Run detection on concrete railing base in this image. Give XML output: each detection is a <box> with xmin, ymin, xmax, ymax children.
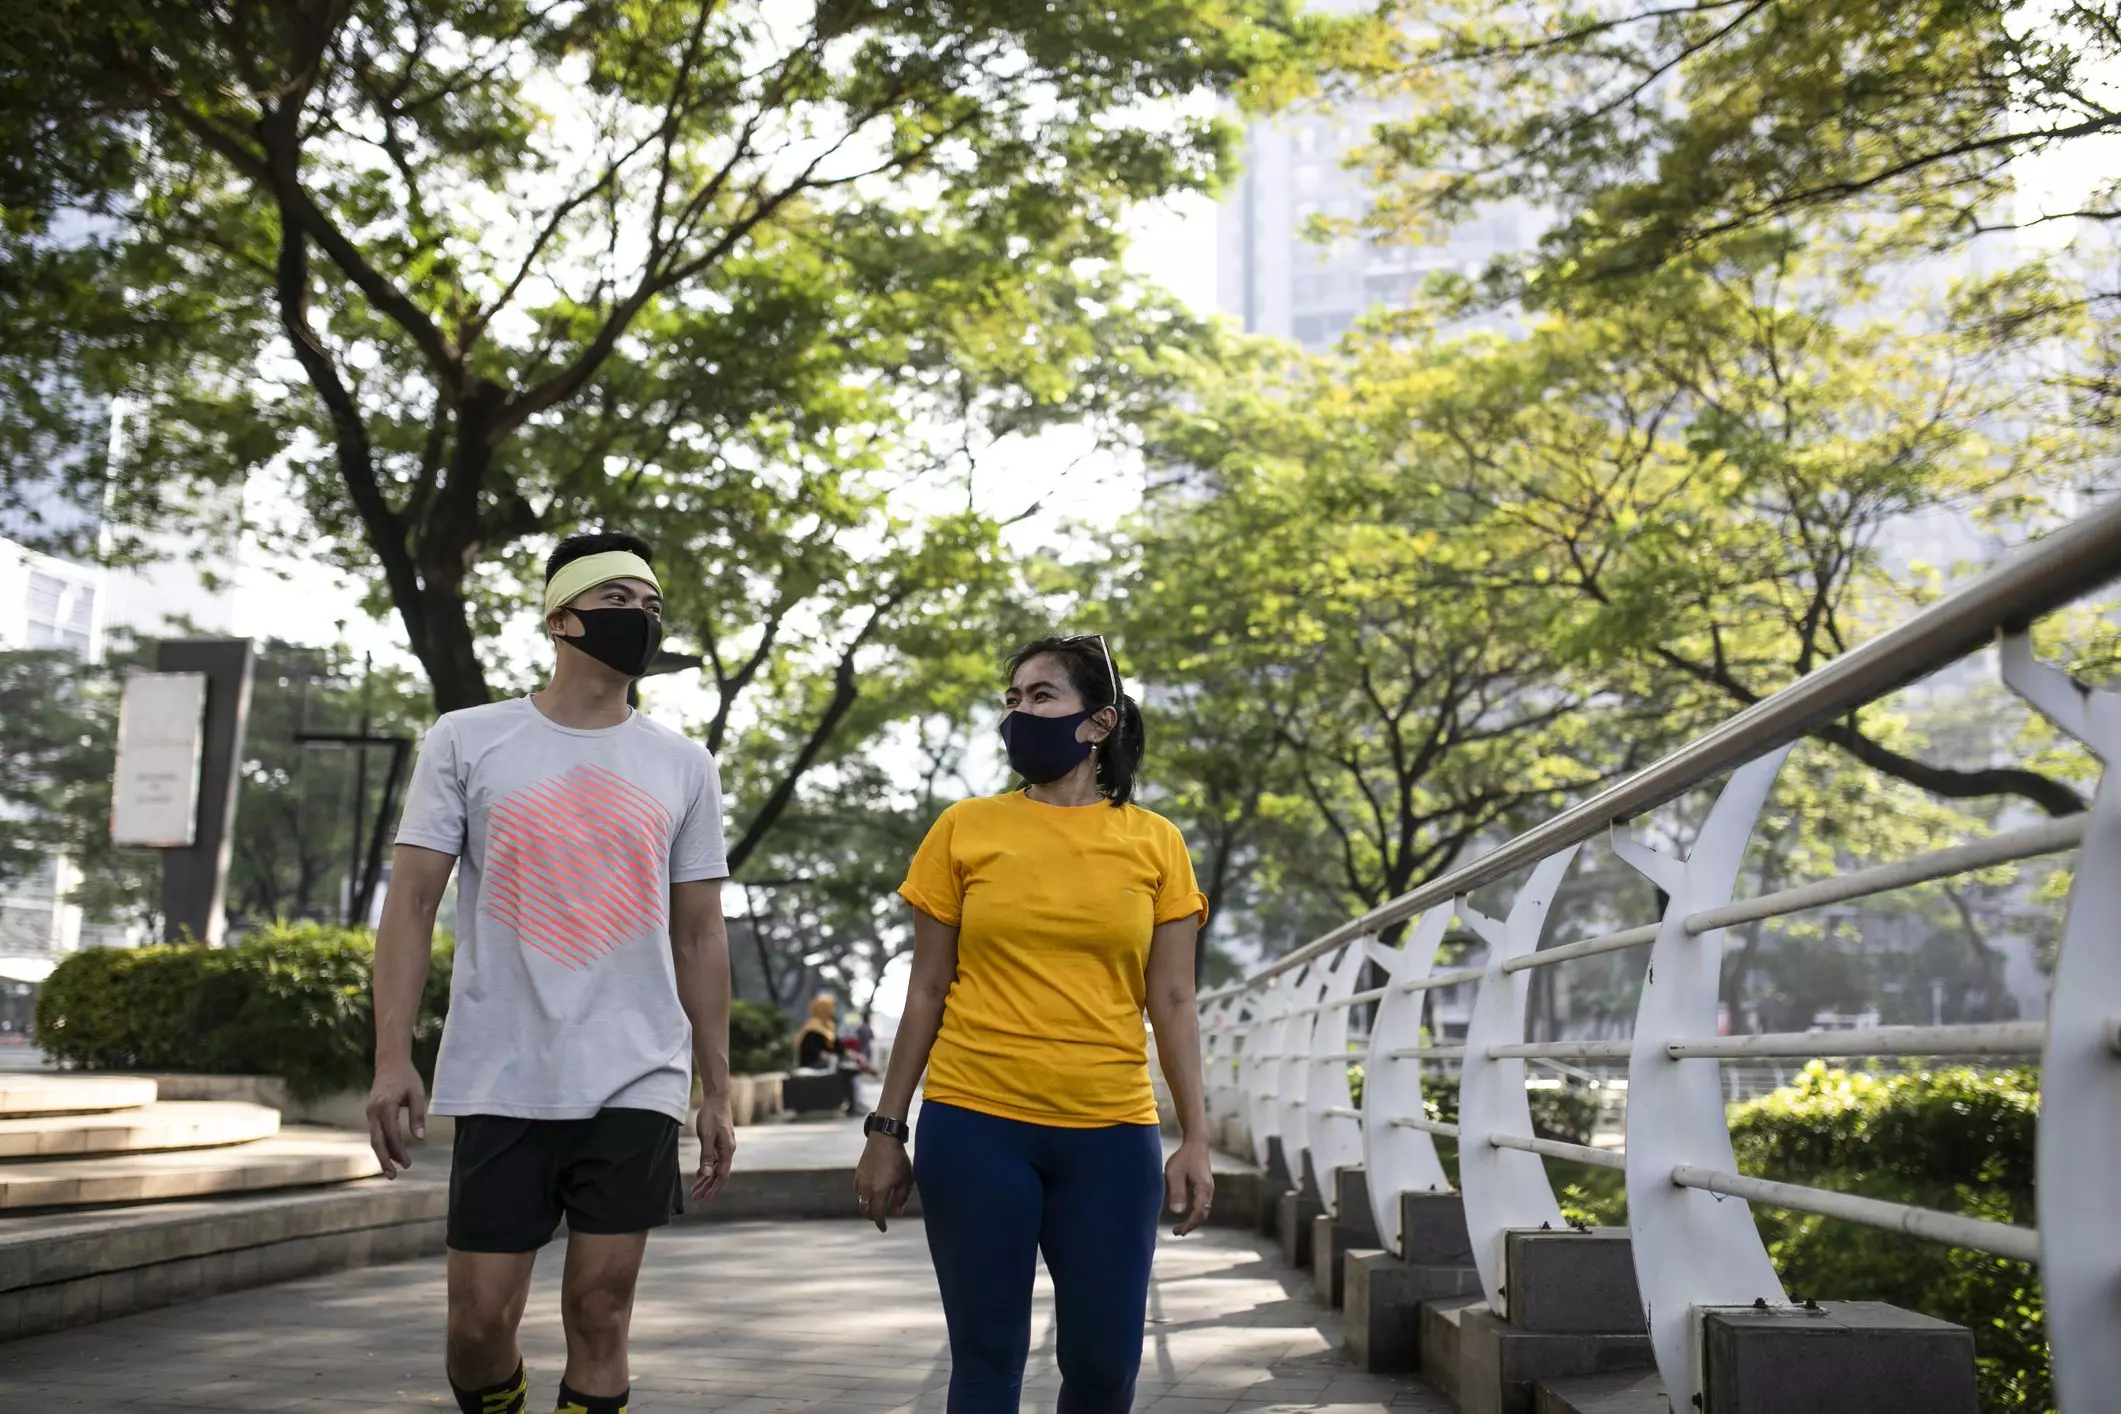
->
<box><xmin>1701</xmin><ymin>1302</ymin><xmax>1978</xmax><ymax>1414</ymax></box>
<box><xmin>1312</xmin><ymin>1167</ymin><xmax>1382</xmax><ymax>1306</ymax></box>
<box><xmin>1346</xmin><ymin>1249</ymin><xmax>1482</xmax><ymax>1373</ymax></box>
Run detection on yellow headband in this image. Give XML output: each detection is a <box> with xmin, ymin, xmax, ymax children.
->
<box><xmin>543</xmin><ymin>551</ymin><xmax>661</xmax><ymax>619</ymax></box>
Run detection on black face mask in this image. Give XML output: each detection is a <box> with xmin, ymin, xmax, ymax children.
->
<box><xmin>1001</xmin><ymin>709</ymin><xmax>1094</xmax><ymax>785</ymax></box>
<box><xmin>562</xmin><ymin>608</ymin><xmax>663</xmax><ymax>678</ymax></box>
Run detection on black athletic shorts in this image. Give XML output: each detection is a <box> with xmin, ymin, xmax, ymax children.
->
<box><xmin>446</xmin><ymin>1108</ymin><xmax>684</xmax><ymax>1253</ymax></box>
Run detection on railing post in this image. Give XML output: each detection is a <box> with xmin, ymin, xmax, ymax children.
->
<box><xmin>1361</xmin><ymin>909</ymin><xmax>1457</xmax><ymax>1252</ymax></box>
<box><xmin>1307</xmin><ymin>942</ymin><xmax>1368</xmax><ymax>1209</ymax></box>
<box><xmin>1455</xmin><ymin>846</ymin><xmax>1579</xmax><ymax>1314</ymax></box>
<box><xmin>2002</xmin><ymin>631</ymin><xmax>2121</xmax><ymax>1411</ymax></box>
<box><xmin>1616</xmin><ymin>747</ymin><xmax>1791</xmax><ymax>1410</ymax></box>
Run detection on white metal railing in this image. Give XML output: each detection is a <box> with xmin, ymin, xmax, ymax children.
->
<box><xmin>1194</xmin><ymin>498</ymin><xmax>2121</xmax><ymax>1413</ymax></box>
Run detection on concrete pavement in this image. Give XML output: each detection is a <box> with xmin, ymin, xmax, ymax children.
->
<box><xmin>0</xmin><ymin>1219</ymin><xmax>1449</xmax><ymax>1414</ymax></box>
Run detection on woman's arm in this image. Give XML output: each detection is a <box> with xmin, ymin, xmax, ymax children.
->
<box><xmin>1146</xmin><ymin>915</ymin><xmax>1215</xmax><ymax>1235</ymax></box>
<box><xmin>854</xmin><ymin>906</ymin><xmax>959</xmax><ymax>1231</ymax></box>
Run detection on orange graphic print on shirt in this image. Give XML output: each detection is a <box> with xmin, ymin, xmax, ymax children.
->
<box><xmin>481</xmin><ymin>764</ymin><xmax>673</xmax><ymax>969</ymax></box>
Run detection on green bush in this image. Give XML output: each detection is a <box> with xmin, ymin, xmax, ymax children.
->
<box><xmin>729</xmin><ymin>999</ymin><xmax>791</xmax><ymax>1076</ymax></box>
<box><xmin>36</xmin><ymin>922</ymin><xmax>451</xmax><ymax>1101</ymax></box>
<box><xmin>1417</xmin><ymin>1071</ymin><xmax>1602</xmax><ymax>1146</ymax></box>
<box><xmin>1728</xmin><ymin>1063</ymin><xmax>2044</xmax><ymax>1414</ymax></box>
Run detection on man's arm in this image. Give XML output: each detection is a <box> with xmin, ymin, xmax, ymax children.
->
<box><xmin>367</xmin><ymin>843</ymin><xmax>457</xmax><ymax>1178</ymax></box>
<box><xmin>671</xmin><ymin>878</ymin><xmax>735</xmax><ymax>1202</ymax></box>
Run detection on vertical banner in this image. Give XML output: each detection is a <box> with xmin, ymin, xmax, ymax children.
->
<box><xmin>110</xmin><ymin>673</ymin><xmax>210</xmax><ymax>848</ymax></box>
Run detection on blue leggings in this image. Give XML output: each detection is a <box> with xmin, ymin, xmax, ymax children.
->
<box><xmin>914</xmin><ymin>1101</ymin><xmax>1163</xmax><ymax>1414</ymax></box>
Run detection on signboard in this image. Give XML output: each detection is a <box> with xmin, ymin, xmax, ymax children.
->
<box><xmin>110</xmin><ymin>672</ymin><xmax>209</xmax><ymax>848</ymax></box>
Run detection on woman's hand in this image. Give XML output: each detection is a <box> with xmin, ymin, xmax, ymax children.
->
<box><xmin>854</xmin><ymin>1131</ymin><xmax>914</xmax><ymax>1233</ymax></box>
<box><xmin>1164</xmin><ymin>1138</ymin><xmax>1215</xmax><ymax>1236</ymax></box>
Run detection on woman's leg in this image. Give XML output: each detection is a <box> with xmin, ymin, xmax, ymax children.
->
<box><xmin>1036</xmin><ymin>1123</ymin><xmax>1165</xmax><ymax>1414</ymax></box>
<box><xmin>914</xmin><ymin>1102</ymin><xmax>1044</xmax><ymax>1414</ymax></box>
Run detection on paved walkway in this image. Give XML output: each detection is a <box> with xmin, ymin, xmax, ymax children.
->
<box><xmin>0</xmin><ymin>1220</ymin><xmax>1447</xmax><ymax>1414</ymax></box>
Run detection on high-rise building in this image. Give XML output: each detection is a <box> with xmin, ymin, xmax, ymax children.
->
<box><xmin>1218</xmin><ymin>100</ymin><xmax>1546</xmax><ymax>350</ymax></box>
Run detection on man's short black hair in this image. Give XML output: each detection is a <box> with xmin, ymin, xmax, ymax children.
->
<box><xmin>546</xmin><ymin>532</ymin><xmax>655</xmax><ymax>584</ymax></box>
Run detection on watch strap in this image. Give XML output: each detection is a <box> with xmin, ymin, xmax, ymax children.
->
<box><xmin>864</xmin><ymin>1113</ymin><xmax>911</xmax><ymax>1143</ymax></box>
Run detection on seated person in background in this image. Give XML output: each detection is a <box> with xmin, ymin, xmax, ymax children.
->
<box><xmin>794</xmin><ymin>995</ymin><xmax>861</xmax><ymax>1116</ymax></box>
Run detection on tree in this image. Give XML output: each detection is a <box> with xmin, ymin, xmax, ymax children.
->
<box><xmin>1356</xmin><ymin>0</ymin><xmax>2121</xmax><ymax>289</ymax></box>
<box><xmin>1106</xmin><ymin>235</ymin><xmax>2105</xmax><ymax>959</ymax></box>
<box><xmin>729</xmin><ymin>721</ymin><xmax>977</xmax><ymax>1010</ymax></box>
<box><xmin>1106</xmin><ymin>337</ymin><xmax>1642</xmax><ymax>944</ymax></box>
<box><xmin>226</xmin><ymin>643</ymin><xmax>429</xmax><ymax>926</ymax></box>
<box><xmin>1362</xmin><ymin>242</ymin><xmax>2102</xmax><ymax>817</ymax></box>
<box><xmin>1</xmin><ymin>0</ymin><xmax>1363</xmax><ymax>712</ymax></box>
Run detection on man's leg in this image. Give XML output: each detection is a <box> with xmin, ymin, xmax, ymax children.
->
<box><xmin>557</xmin><ymin>1232</ymin><xmax>649</xmax><ymax>1408</ymax></box>
<box><xmin>447</xmin><ymin>1116</ymin><xmax>565</xmax><ymax>1414</ymax></box>
<box><xmin>551</xmin><ymin>1110</ymin><xmax>683</xmax><ymax>1413</ymax></box>
<box><xmin>448</xmin><ymin>1251</ymin><xmax>538</xmax><ymax>1411</ymax></box>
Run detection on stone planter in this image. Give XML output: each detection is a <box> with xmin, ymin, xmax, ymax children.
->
<box><xmin>752</xmin><ymin>1073</ymin><xmax>786</xmax><ymax>1118</ymax></box>
<box><xmin>728</xmin><ymin>1074</ymin><xmax>759</xmax><ymax>1127</ymax></box>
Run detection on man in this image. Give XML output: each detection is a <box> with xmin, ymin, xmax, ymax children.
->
<box><xmin>367</xmin><ymin>531</ymin><xmax>738</xmax><ymax>1414</ymax></box>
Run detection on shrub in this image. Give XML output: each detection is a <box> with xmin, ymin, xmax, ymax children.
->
<box><xmin>1728</xmin><ymin>1063</ymin><xmax>2044</xmax><ymax>1414</ymax></box>
<box><xmin>1417</xmin><ymin>1071</ymin><xmax>1602</xmax><ymax>1146</ymax></box>
<box><xmin>36</xmin><ymin>922</ymin><xmax>451</xmax><ymax>1101</ymax></box>
<box><xmin>729</xmin><ymin>999</ymin><xmax>790</xmax><ymax>1076</ymax></box>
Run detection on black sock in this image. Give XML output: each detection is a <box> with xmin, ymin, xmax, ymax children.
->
<box><xmin>554</xmin><ymin>1381</ymin><xmax>627</xmax><ymax>1414</ymax></box>
<box><xmin>451</xmin><ymin>1363</ymin><xmax>528</xmax><ymax>1414</ymax></box>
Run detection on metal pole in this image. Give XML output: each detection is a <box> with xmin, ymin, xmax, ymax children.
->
<box><xmin>347</xmin><ymin>652</ymin><xmax>370</xmax><ymax>928</ymax></box>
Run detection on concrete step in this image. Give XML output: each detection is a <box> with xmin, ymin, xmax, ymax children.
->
<box><xmin>0</xmin><ymin>1101</ymin><xmax>280</xmax><ymax>1160</ymax></box>
<box><xmin>0</xmin><ymin>1075</ymin><xmax>158</xmax><ymax>1119</ymax></box>
<box><xmin>0</xmin><ymin>1163</ymin><xmax>448</xmax><ymax>1341</ymax></box>
<box><xmin>0</xmin><ymin>1127</ymin><xmax>380</xmax><ymax>1211</ymax></box>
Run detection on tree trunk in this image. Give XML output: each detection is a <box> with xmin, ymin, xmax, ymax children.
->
<box><xmin>409</xmin><ymin>392</ymin><xmax>505</xmax><ymax>713</ymax></box>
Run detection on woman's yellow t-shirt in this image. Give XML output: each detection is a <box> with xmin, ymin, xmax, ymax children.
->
<box><xmin>897</xmin><ymin>791</ymin><xmax>1208</xmax><ymax>1128</ymax></box>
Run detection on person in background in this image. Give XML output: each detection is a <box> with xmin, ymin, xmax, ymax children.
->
<box><xmin>366</xmin><ymin>531</ymin><xmax>738</xmax><ymax>1414</ymax></box>
<box><xmin>855</xmin><ymin>1008</ymin><xmax>877</xmax><ymax>1068</ymax></box>
<box><xmin>795</xmin><ymin>993</ymin><xmax>860</xmax><ymax>1115</ymax></box>
<box><xmin>853</xmin><ymin>633</ymin><xmax>1215</xmax><ymax>1414</ymax></box>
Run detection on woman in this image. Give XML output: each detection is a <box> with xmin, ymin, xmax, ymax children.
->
<box><xmin>796</xmin><ymin>994</ymin><xmax>860</xmax><ymax>1116</ymax></box>
<box><xmin>853</xmin><ymin>634</ymin><xmax>1215</xmax><ymax>1414</ymax></box>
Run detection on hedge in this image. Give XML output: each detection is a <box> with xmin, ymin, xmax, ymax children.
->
<box><xmin>35</xmin><ymin>922</ymin><xmax>450</xmax><ymax>1101</ymax></box>
<box><xmin>1727</xmin><ymin>1064</ymin><xmax>2044</xmax><ymax>1414</ymax></box>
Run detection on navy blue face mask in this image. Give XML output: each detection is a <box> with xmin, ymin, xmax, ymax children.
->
<box><xmin>1000</xmin><ymin>709</ymin><xmax>1094</xmax><ymax>785</ymax></box>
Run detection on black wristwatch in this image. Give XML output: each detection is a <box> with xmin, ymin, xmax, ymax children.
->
<box><xmin>864</xmin><ymin>1113</ymin><xmax>911</xmax><ymax>1143</ymax></box>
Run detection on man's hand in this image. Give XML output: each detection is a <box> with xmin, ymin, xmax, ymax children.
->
<box><xmin>853</xmin><ymin>1132</ymin><xmax>914</xmax><ymax>1233</ymax></box>
<box><xmin>1165</xmin><ymin>1139</ymin><xmax>1215</xmax><ymax>1237</ymax></box>
<box><xmin>366</xmin><ymin>1059</ymin><xmax>429</xmax><ymax>1179</ymax></box>
<box><xmin>690</xmin><ymin>1093</ymin><xmax>736</xmax><ymax>1204</ymax></box>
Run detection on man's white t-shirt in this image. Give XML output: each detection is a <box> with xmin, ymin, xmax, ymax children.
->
<box><xmin>395</xmin><ymin>697</ymin><xmax>728</xmax><ymax>1123</ymax></box>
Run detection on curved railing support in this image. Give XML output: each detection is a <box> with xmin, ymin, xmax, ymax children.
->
<box><xmin>1307</xmin><ymin>941</ymin><xmax>1369</xmax><ymax>1211</ymax></box>
<box><xmin>1362</xmin><ymin>909</ymin><xmax>1457</xmax><ymax>1250</ymax></box>
<box><xmin>1620</xmin><ymin>747</ymin><xmax>1792</xmax><ymax>1410</ymax></box>
<box><xmin>1457</xmin><ymin>847</ymin><xmax>1581</xmax><ymax>1315</ymax></box>
<box><xmin>2003</xmin><ymin>632</ymin><xmax>2121</xmax><ymax>1409</ymax></box>
<box><xmin>1276</xmin><ymin>961</ymin><xmax>1329</xmax><ymax>1192</ymax></box>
